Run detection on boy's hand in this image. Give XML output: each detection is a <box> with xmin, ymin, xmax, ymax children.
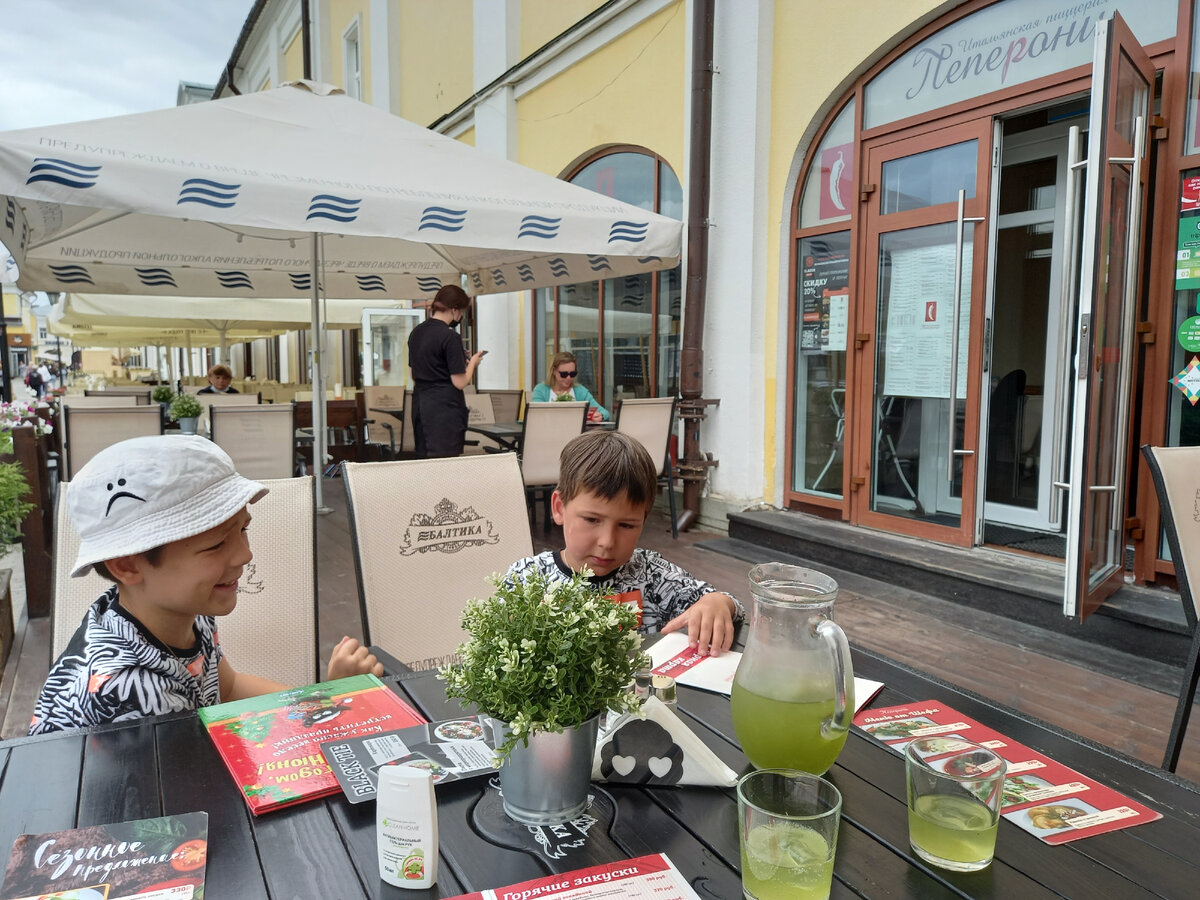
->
<box><xmin>328</xmin><ymin>636</ymin><xmax>384</xmax><ymax>680</ymax></box>
<box><xmin>660</xmin><ymin>592</ymin><xmax>737</xmax><ymax>657</ymax></box>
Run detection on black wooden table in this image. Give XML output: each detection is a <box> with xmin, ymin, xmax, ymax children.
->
<box><xmin>2</xmin><ymin>648</ymin><xmax>1198</xmax><ymax>898</ymax></box>
<box><xmin>465</xmin><ymin>420</ymin><xmax>525</xmax><ymax>453</ymax></box>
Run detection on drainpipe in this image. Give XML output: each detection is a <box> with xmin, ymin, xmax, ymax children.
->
<box><xmin>301</xmin><ymin>0</ymin><xmax>313</xmax><ymax>80</ymax></box>
<box><xmin>676</xmin><ymin>0</ymin><xmax>720</xmax><ymax>532</ymax></box>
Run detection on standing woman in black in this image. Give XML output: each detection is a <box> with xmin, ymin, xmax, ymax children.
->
<box><xmin>407</xmin><ymin>285</ymin><xmax>485</xmax><ymax>458</ymax></box>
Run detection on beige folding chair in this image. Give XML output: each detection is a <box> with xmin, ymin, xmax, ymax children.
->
<box><xmin>52</xmin><ymin>477</ymin><xmax>319</xmax><ymax>686</ymax></box>
<box><xmin>479</xmin><ymin>389</ymin><xmax>524</xmax><ymax>423</ymax></box>
<box><xmin>85</xmin><ymin>387</ymin><xmax>151</xmax><ymax>404</ymax></box>
<box><xmin>519</xmin><ymin>401</ymin><xmax>588</xmax><ymax>527</ymax></box>
<box><xmin>615</xmin><ymin>396</ymin><xmax>679</xmax><ymax>538</ymax></box>
<box><xmin>342</xmin><ymin>454</ymin><xmax>533</xmax><ymax>670</ymax></box>
<box><xmin>198</xmin><ymin>392</ymin><xmax>261</xmax><ymax>435</ymax></box>
<box><xmin>361</xmin><ymin>385</ymin><xmax>406</xmax><ymax>459</ymax></box>
<box><xmin>463</xmin><ymin>392</ymin><xmax>496</xmax><ymax>454</ymax></box>
<box><xmin>1141</xmin><ymin>445</ymin><xmax>1200</xmax><ymax>772</ymax></box>
<box><xmin>210</xmin><ymin>403</ymin><xmax>298</xmax><ymax>480</ymax></box>
<box><xmin>63</xmin><ymin>406</ymin><xmax>164</xmax><ymax>481</ymax></box>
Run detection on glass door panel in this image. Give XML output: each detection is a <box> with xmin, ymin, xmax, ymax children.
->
<box><xmin>360</xmin><ymin>309</ymin><xmax>424</xmax><ymax>387</ymax></box>
<box><xmin>1063</xmin><ymin>13</ymin><xmax>1154</xmax><ymax>619</ymax></box>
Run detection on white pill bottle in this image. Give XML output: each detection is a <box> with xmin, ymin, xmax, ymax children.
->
<box><xmin>376</xmin><ymin>765</ymin><xmax>439</xmax><ymax>889</ymax></box>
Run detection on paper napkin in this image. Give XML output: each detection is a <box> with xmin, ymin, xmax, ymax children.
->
<box><xmin>592</xmin><ymin>696</ymin><xmax>738</xmax><ymax>787</ymax></box>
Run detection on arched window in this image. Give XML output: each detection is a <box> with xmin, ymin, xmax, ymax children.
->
<box><xmin>534</xmin><ymin>149</ymin><xmax>683</xmax><ymax>405</ymax></box>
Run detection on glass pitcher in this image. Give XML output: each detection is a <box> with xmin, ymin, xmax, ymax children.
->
<box><xmin>730</xmin><ymin>563</ymin><xmax>854</xmax><ymax>775</ymax></box>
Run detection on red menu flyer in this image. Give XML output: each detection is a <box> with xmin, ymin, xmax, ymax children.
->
<box><xmin>853</xmin><ymin>701</ymin><xmax>1162</xmax><ymax>845</ymax></box>
<box><xmin>446</xmin><ymin>853</ymin><xmax>700</xmax><ymax>899</ymax></box>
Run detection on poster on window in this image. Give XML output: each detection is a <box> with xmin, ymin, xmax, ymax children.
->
<box><xmin>881</xmin><ymin>242</ymin><xmax>970</xmax><ymax>398</ymax></box>
<box><xmin>1176</xmin><ymin>176</ymin><xmax>1200</xmax><ymax>291</ymax></box>
<box><xmin>799</xmin><ymin>233</ymin><xmax>850</xmax><ymax>355</ymax></box>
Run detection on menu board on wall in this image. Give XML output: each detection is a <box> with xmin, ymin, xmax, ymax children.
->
<box><xmin>799</xmin><ymin>233</ymin><xmax>850</xmax><ymax>355</ymax></box>
<box><xmin>881</xmin><ymin>242</ymin><xmax>970</xmax><ymax>399</ymax></box>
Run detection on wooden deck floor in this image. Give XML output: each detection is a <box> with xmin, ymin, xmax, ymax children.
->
<box><xmin>3</xmin><ymin>478</ymin><xmax>1199</xmax><ymax>784</ymax></box>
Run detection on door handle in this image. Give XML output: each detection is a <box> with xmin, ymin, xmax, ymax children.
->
<box><xmin>948</xmin><ymin>189</ymin><xmax>984</xmax><ymax>483</ymax></box>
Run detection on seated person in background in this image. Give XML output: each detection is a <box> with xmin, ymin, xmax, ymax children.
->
<box><xmin>29</xmin><ymin>435</ymin><xmax>382</xmax><ymax>735</ymax></box>
<box><xmin>505</xmin><ymin>430</ymin><xmax>742</xmax><ymax>655</ymax></box>
<box><xmin>531</xmin><ymin>351</ymin><xmax>610</xmax><ymax>422</ymax></box>
<box><xmin>197</xmin><ymin>363</ymin><xmax>239</xmax><ymax>394</ymax></box>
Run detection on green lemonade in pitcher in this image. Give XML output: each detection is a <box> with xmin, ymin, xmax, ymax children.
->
<box><xmin>730</xmin><ymin>682</ymin><xmax>852</xmax><ymax>775</ymax></box>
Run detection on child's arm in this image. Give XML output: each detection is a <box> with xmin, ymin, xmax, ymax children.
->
<box><xmin>327</xmin><ymin>636</ymin><xmax>384</xmax><ymax>680</ymax></box>
<box><xmin>660</xmin><ymin>591</ymin><xmax>739</xmax><ymax>657</ymax></box>
<box><xmin>217</xmin><ymin>657</ymin><xmax>288</xmax><ymax>702</ymax></box>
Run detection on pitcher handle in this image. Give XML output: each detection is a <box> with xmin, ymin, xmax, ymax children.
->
<box><xmin>816</xmin><ymin>619</ymin><xmax>854</xmax><ymax>738</ymax></box>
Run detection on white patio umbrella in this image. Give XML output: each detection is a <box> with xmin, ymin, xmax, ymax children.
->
<box><xmin>0</xmin><ymin>80</ymin><xmax>682</xmax><ymax>506</ymax></box>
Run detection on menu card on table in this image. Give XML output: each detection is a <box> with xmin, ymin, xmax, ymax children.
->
<box><xmin>647</xmin><ymin>632</ymin><xmax>885</xmax><ymax>712</ymax></box>
<box><xmin>1</xmin><ymin>812</ymin><xmax>207</xmax><ymax>900</ymax></box>
<box><xmin>446</xmin><ymin>853</ymin><xmax>700</xmax><ymax>900</ymax></box>
<box><xmin>854</xmin><ymin>701</ymin><xmax>1162</xmax><ymax>844</ymax></box>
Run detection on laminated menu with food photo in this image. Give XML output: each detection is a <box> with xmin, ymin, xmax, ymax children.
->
<box><xmin>853</xmin><ymin>701</ymin><xmax>1162</xmax><ymax>845</ymax></box>
<box><xmin>322</xmin><ymin>715</ymin><xmax>500</xmax><ymax>803</ymax></box>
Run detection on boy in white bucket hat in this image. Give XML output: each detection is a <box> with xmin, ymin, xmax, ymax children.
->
<box><xmin>29</xmin><ymin>435</ymin><xmax>382</xmax><ymax>735</ymax></box>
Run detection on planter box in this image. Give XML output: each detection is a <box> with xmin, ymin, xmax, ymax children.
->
<box><xmin>0</xmin><ymin>569</ymin><xmax>11</xmax><ymax>672</ymax></box>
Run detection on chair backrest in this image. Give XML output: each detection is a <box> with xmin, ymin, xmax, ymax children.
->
<box><xmin>401</xmin><ymin>389</ymin><xmax>416</xmax><ymax>453</ymax></box>
<box><xmin>342</xmin><ymin>454</ymin><xmax>533</xmax><ymax>670</ymax></box>
<box><xmin>519</xmin><ymin>401</ymin><xmax>588</xmax><ymax>487</ymax></box>
<box><xmin>1142</xmin><ymin>446</ymin><xmax>1200</xmax><ymax>626</ymax></box>
<box><xmin>480</xmin><ymin>389</ymin><xmax>524</xmax><ymax>423</ymax></box>
<box><xmin>463</xmin><ymin>393</ymin><xmax>496</xmax><ymax>454</ymax></box>
<box><xmin>183</xmin><ymin>383</ymin><xmax>203</xmax><ymax>395</ymax></box>
<box><xmin>615</xmin><ymin>397</ymin><xmax>677</xmax><ymax>477</ymax></box>
<box><xmin>198</xmin><ymin>392</ymin><xmax>261</xmax><ymax>434</ymax></box>
<box><xmin>63</xmin><ymin>406</ymin><xmax>164</xmax><ymax>480</ymax></box>
<box><xmin>210</xmin><ymin>404</ymin><xmax>297</xmax><ymax>480</ymax></box>
<box><xmin>62</xmin><ymin>395</ymin><xmax>140</xmax><ymax>408</ymax></box>
<box><xmin>51</xmin><ymin>478</ymin><xmax>319</xmax><ymax>686</ymax></box>
<box><xmin>361</xmin><ymin>385</ymin><xmax>406</xmax><ymax>448</ymax></box>
<box><xmin>85</xmin><ymin>387</ymin><xmax>151</xmax><ymax>404</ymax></box>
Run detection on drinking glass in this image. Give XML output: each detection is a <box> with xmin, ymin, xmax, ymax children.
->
<box><xmin>905</xmin><ymin>738</ymin><xmax>1006</xmax><ymax>872</ymax></box>
<box><xmin>737</xmin><ymin>769</ymin><xmax>841</xmax><ymax>900</ymax></box>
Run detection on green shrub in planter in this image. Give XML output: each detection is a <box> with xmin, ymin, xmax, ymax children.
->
<box><xmin>151</xmin><ymin>384</ymin><xmax>175</xmax><ymax>404</ymax></box>
<box><xmin>168</xmin><ymin>392</ymin><xmax>203</xmax><ymax>421</ymax></box>
<box><xmin>0</xmin><ymin>461</ymin><xmax>34</xmax><ymax>555</ymax></box>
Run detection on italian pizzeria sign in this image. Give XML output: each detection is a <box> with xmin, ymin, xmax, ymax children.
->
<box><xmin>863</xmin><ymin>0</ymin><xmax>1176</xmax><ymax>130</ymax></box>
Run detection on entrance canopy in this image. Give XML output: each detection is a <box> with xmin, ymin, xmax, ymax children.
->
<box><xmin>0</xmin><ymin>81</ymin><xmax>681</xmax><ymax>299</ymax></box>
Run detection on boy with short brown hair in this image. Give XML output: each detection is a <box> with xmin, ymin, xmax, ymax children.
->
<box><xmin>505</xmin><ymin>430</ymin><xmax>742</xmax><ymax>655</ymax></box>
<box><xmin>30</xmin><ymin>435</ymin><xmax>381</xmax><ymax>735</ymax></box>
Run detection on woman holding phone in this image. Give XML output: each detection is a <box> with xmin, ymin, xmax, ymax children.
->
<box><xmin>531</xmin><ymin>351</ymin><xmax>610</xmax><ymax>422</ymax></box>
<box><xmin>407</xmin><ymin>285</ymin><xmax>485</xmax><ymax>457</ymax></box>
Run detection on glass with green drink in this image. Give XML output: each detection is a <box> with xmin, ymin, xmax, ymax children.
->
<box><xmin>737</xmin><ymin>769</ymin><xmax>841</xmax><ymax>900</ymax></box>
<box><xmin>905</xmin><ymin>738</ymin><xmax>1006</xmax><ymax>872</ymax></box>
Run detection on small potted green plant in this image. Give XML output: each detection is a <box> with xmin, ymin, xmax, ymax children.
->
<box><xmin>167</xmin><ymin>392</ymin><xmax>203</xmax><ymax>435</ymax></box>
<box><xmin>441</xmin><ymin>569</ymin><xmax>648</xmax><ymax>825</ymax></box>
<box><xmin>0</xmin><ymin>461</ymin><xmax>34</xmax><ymax>556</ymax></box>
<box><xmin>151</xmin><ymin>384</ymin><xmax>175</xmax><ymax>409</ymax></box>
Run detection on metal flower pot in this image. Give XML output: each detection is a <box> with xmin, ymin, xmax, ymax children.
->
<box><xmin>496</xmin><ymin>714</ymin><xmax>599</xmax><ymax>825</ymax></box>
<box><xmin>177</xmin><ymin>416</ymin><xmax>199</xmax><ymax>435</ymax></box>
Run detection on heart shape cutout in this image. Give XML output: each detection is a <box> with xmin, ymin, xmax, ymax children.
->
<box><xmin>611</xmin><ymin>755</ymin><xmax>636</xmax><ymax>776</ymax></box>
<box><xmin>648</xmin><ymin>756</ymin><xmax>673</xmax><ymax>778</ymax></box>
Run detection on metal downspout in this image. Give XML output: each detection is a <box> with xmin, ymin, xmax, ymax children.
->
<box><xmin>677</xmin><ymin>0</ymin><xmax>720</xmax><ymax>532</ymax></box>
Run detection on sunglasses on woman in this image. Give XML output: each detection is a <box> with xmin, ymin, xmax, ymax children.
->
<box><xmin>557</xmin><ymin>369</ymin><xmax>578</xmax><ymax>378</ymax></box>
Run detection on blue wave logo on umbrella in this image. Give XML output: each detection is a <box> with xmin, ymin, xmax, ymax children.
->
<box><xmin>548</xmin><ymin>258</ymin><xmax>569</xmax><ymax>278</ymax></box>
<box><xmin>588</xmin><ymin>256</ymin><xmax>612</xmax><ymax>272</ymax></box>
<box><xmin>517</xmin><ymin>264</ymin><xmax>534</xmax><ymax>283</ymax></box>
<box><xmin>416</xmin><ymin>276</ymin><xmax>442</xmax><ymax>292</ymax></box>
<box><xmin>289</xmin><ymin>272</ymin><xmax>312</xmax><ymax>290</ymax></box>
<box><xmin>608</xmin><ymin>221</ymin><xmax>648</xmax><ymax>244</ymax></box>
<box><xmin>356</xmin><ymin>275</ymin><xmax>386</xmax><ymax>291</ymax></box>
<box><xmin>178</xmin><ymin>178</ymin><xmax>240</xmax><ymax>208</ymax></box>
<box><xmin>637</xmin><ymin>256</ymin><xmax>662</xmax><ymax>264</ymax></box>
<box><xmin>216</xmin><ymin>270</ymin><xmax>253</xmax><ymax>289</ymax></box>
<box><xmin>48</xmin><ymin>264</ymin><xmax>94</xmax><ymax>285</ymax></box>
<box><xmin>306</xmin><ymin>194</ymin><xmax>361</xmax><ymax>223</ymax></box>
<box><xmin>470</xmin><ymin>272</ymin><xmax>483</xmax><ymax>290</ymax></box>
<box><xmin>518</xmin><ymin>215</ymin><xmax>561</xmax><ymax>239</ymax></box>
<box><xmin>4</xmin><ymin>198</ymin><xmax>14</xmax><ymax>231</ymax></box>
<box><xmin>490</xmin><ymin>269</ymin><xmax>507</xmax><ymax>287</ymax></box>
<box><xmin>26</xmin><ymin>158</ymin><xmax>100</xmax><ymax>189</ymax></box>
<box><xmin>420</xmin><ymin>206</ymin><xmax>466</xmax><ymax>233</ymax></box>
<box><xmin>135</xmin><ymin>267</ymin><xmax>177</xmax><ymax>288</ymax></box>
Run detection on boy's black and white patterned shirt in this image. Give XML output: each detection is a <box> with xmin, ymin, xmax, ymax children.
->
<box><xmin>29</xmin><ymin>586</ymin><xmax>223</xmax><ymax>735</ymax></box>
<box><xmin>504</xmin><ymin>549</ymin><xmax>743</xmax><ymax>633</ymax></box>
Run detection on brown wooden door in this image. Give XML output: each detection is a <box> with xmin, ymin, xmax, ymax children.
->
<box><xmin>851</xmin><ymin>120</ymin><xmax>994</xmax><ymax>546</ymax></box>
<box><xmin>1064</xmin><ymin>13</ymin><xmax>1155</xmax><ymax>620</ymax></box>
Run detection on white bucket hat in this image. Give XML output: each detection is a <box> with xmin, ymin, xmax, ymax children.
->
<box><xmin>67</xmin><ymin>434</ymin><xmax>268</xmax><ymax>577</ymax></box>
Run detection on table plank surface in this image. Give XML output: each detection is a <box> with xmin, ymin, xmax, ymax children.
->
<box><xmin>1</xmin><ymin>649</ymin><xmax>1197</xmax><ymax>899</ymax></box>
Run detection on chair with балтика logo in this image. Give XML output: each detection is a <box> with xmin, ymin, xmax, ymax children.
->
<box><xmin>341</xmin><ymin>453</ymin><xmax>532</xmax><ymax>672</ymax></box>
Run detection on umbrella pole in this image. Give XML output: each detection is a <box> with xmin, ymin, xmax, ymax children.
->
<box><xmin>311</xmin><ymin>233</ymin><xmax>330</xmax><ymax>512</ymax></box>
<box><xmin>185</xmin><ymin>331</ymin><xmax>194</xmax><ymax>381</ymax></box>
<box><xmin>164</xmin><ymin>344</ymin><xmax>174</xmax><ymax>388</ymax></box>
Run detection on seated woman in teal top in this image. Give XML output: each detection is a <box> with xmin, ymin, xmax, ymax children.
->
<box><xmin>531</xmin><ymin>351</ymin><xmax>611</xmax><ymax>422</ymax></box>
